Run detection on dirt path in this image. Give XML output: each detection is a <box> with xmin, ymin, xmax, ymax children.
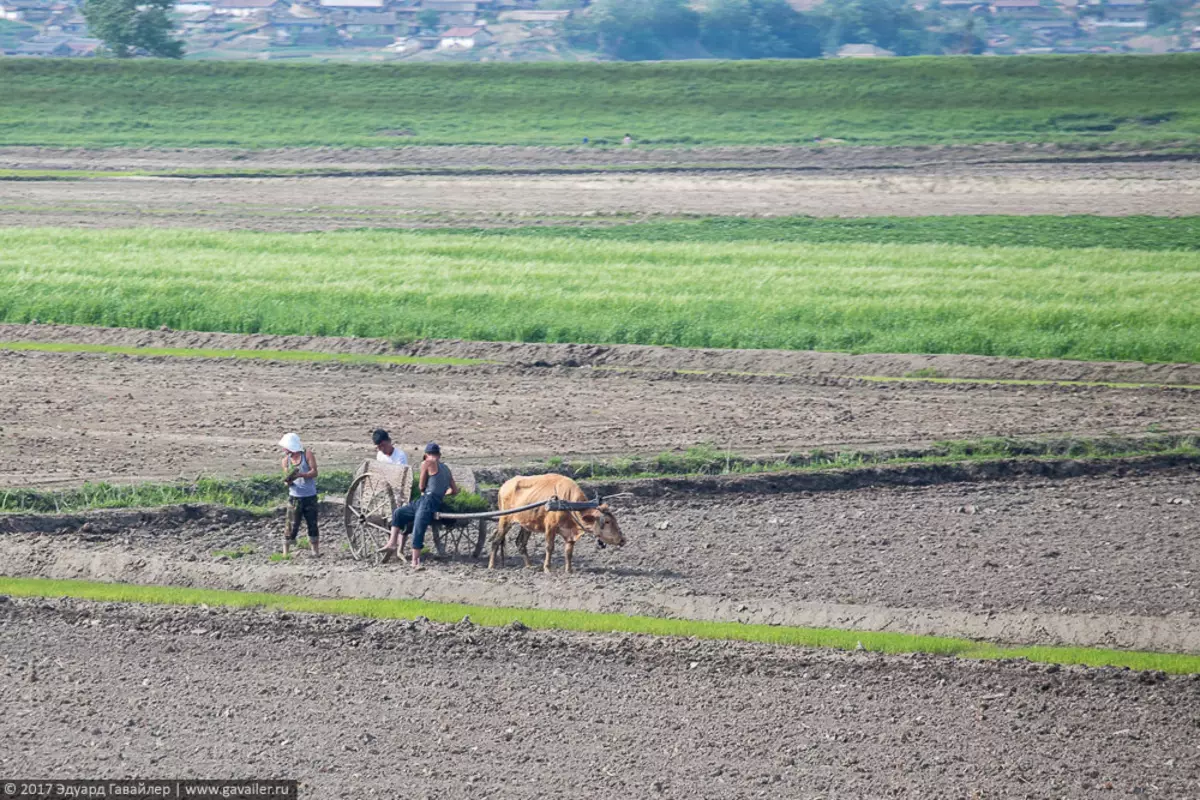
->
<box><xmin>3</xmin><ymin>598</ymin><xmax>1196</xmax><ymax>799</ymax></box>
<box><xmin>4</xmin><ymin>159</ymin><xmax>1199</xmax><ymax>230</ymax></box>
<box><xmin>3</xmin><ymin>466</ymin><xmax>1196</xmax><ymax>650</ymax></box>
<box><xmin>1</xmin><ymin>332</ymin><xmax>1197</xmax><ymax>486</ymax></box>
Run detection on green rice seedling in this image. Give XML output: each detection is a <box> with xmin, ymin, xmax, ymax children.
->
<box><xmin>212</xmin><ymin>545</ymin><xmax>256</xmax><ymax>559</ymax></box>
<box><xmin>4</xmin><ymin>577</ymin><xmax>1197</xmax><ymax>674</ymax></box>
<box><xmin>3</xmin><ymin>227</ymin><xmax>1198</xmax><ymax>362</ymax></box>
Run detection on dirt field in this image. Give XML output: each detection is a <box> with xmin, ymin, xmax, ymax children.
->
<box><xmin>1</xmin><ymin>325</ymin><xmax>1198</xmax><ymax>487</ymax></box>
<box><xmin>3</xmin><ymin>598</ymin><xmax>1196</xmax><ymax>799</ymax></box>
<box><xmin>3</xmin><ymin>141</ymin><xmax>1200</xmax><ymax>796</ymax></box>
<box><xmin>2</xmin><ymin>145</ymin><xmax>1199</xmax><ymax>229</ymax></box>
<box><xmin>3</xmin><ymin>463</ymin><xmax>1196</xmax><ymax>651</ymax></box>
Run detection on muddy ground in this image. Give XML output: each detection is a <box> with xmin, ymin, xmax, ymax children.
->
<box><xmin>2</xmin><ymin>597</ymin><xmax>1197</xmax><ymax>799</ymax></box>
<box><xmin>3</xmin><ymin>465</ymin><xmax>1196</xmax><ymax>650</ymax></box>
<box><xmin>1</xmin><ymin>326</ymin><xmax>1198</xmax><ymax>487</ymax></box>
<box><xmin>3</xmin><ymin>163</ymin><xmax>1198</xmax><ymax>231</ymax></box>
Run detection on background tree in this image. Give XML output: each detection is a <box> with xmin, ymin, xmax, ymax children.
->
<box><xmin>586</xmin><ymin>0</ymin><xmax>700</xmax><ymax>60</ymax></box>
<box><xmin>418</xmin><ymin>8</ymin><xmax>441</xmax><ymax>31</ymax></box>
<box><xmin>1146</xmin><ymin>0</ymin><xmax>1185</xmax><ymax>28</ymax></box>
<box><xmin>82</xmin><ymin>0</ymin><xmax>183</xmax><ymax>58</ymax></box>
<box><xmin>816</xmin><ymin>0</ymin><xmax>934</xmax><ymax>55</ymax></box>
<box><xmin>701</xmin><ymin>0</ymin><xmax>821</xmax><ymax>59</ymax></box>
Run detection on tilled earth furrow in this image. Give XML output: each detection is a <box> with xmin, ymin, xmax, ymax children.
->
<box><xmin>2</xmin><ymin>597</ymin><xmax>1197</xmax><ymax>799</ymax></box>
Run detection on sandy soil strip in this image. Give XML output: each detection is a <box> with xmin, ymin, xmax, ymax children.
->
<box><xmin>1</xmin><ymin>349</ymin><xmax>1196</xmax><ymax>487</ymax></box>
<box><xmin>1</xmin><ymin>326</ymin><xmax>1197</xmax><ymax>487</ymax></box>
<box><xmin>2</xmin><ymin>597</ymin><xmax>1196</xmax><ymax>798</ymax></box>
<box><xmin>4</xmin><ymin>160</ymin><xmax>1200</xmax><ymax>229</ymax></box>
<box><xmin>4</xmin><ymin>142</ymin><xmax>1195</xmax><ymax>171</ymax></box>
<box><xmin>7</xmin><ymin>323</ymin><xmax>1200</xmax><ymax>385</ymax></box>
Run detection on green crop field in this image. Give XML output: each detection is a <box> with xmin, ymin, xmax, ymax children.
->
<box><xmin>1</xmin><ymin>55</ymin><xmax>1199</xmax><ymax>148</ymax></box>
<box><xmin>448</xmin><ymin>215</ymin><xmax>1200</xmax><ymax>252</ymax></box>
<box><xmin>3</xmin><ymin>223</ymin><xmax>1198</xmax><ymax>362</ymax></box>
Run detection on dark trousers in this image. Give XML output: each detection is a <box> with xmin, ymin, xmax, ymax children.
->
<box><xmin>287</xmin><ymin>494</ymin><xmax>319</xmax><ymax>542</ymax></box>
<box><xmin>391</xmin><ymin>495</ymin><xmax>442</xmax><ymax>551</ymax></box>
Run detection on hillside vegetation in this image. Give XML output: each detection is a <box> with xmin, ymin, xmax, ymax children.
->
<box><xmin>1</xmin><ymin>55</ymin><xmax>1198</xmax><ymax>148</ymax></box>
<box><xmin>2</xmin><ymin>225</ymin><xmax>1198</xmax><ymax>362</ymax></box>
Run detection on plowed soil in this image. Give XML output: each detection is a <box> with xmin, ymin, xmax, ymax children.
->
<box><xmin>1</xmin><ymin>325</ymin><xmax>1198</xmax><ymax>487</ymax></box>
<box><xmin>2</xmin><ymin>145</ymin><xmax>1199</xmax><ymax>229</ymax></box>
<box><xmin>3</xmin><ymin>598</ymin><xmax>1197</xmax><ymax>799</ymax></box>
<box><xmin>3</xmin><ymin>464</ymin><xmax>1196</xmax><ymax>651</ymax></box>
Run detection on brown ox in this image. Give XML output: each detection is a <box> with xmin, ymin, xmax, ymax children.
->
<box><xmin>489</xmin><ymin>474</ymin><xmax>624</xmax><ymax>573</ymax></box>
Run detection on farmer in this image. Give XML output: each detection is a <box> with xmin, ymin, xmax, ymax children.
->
<box><xmin>378</xmin><ymin>442</ymin><xmax>458</xmax><ymax>568</ymax></box>
<box><xmin>372</xmin><ymin>428</ymin><xmax>408</xmax><ymax>466</ymax></box>
<box><xmin>279</xmin><ymin>432</ymin><xmax>320</xmax><ymax>557</ymax></box>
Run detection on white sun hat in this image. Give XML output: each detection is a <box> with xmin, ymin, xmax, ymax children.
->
<box><xmin>279</xmin><ymin>432</ymin><xmax>304</xmax><ymax>452</ymax></box>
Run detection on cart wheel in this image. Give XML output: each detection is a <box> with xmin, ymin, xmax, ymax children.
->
<box><xmin>344</xmin><ymin>472</ymin><xmax>396</xmax><ymax>562</ymax></box>
<box><xmin>431</xmin><ymin>520</ymin><xmax>477</xmax><ymax>559</ymax></box>
<box><xmin>431</xmin><ymin>523</ymin><xmax>447</xmax><ymax>559</ymax></box>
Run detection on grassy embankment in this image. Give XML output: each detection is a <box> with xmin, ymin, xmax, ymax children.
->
<box><xmin>1</xmin><ymin>55</ymin><xmax>1199</xmax><ymax>147</ymax></box>
<box><xmin>2</xmin><ymin>226</ymin><xmax>1199</xmax><ymax>362</ymax></box>
<box><xmin>3</xmin><ymin>577</ymin><xmax>1197</xmax><ymax>674</ymax></box>
<box><xmin>3</xmin><ymin>435</ymin><xmax>1195</xmax><ymax>514</ymax></box>
<box><xmin>0</xmin><ymin>471</ymin><xmax>490</xmax><ymax>515</ymax></box>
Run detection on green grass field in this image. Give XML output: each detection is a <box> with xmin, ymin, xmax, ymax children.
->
<box><xmin>4</xmin><ymin>577</ymin><xmax>1196</xmax><ymax>673</ymax></box>
<box><xmin>2</xmin><ymin>225</ymin><xmax>1198</xmax><ymax>361</ymax></box>
<box><xmin>461</xmin><ymin>215</ymin><xmax>1200</xmax><ymax>252</ymax></box>
<box><xmin>1</xmin><ymin>55</ymin><xmax>1199</xmax><ymax>148</ymax></box>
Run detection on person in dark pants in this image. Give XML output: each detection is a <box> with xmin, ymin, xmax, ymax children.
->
<box><xmin>379</xmin><ymin>442</ymin><xmax>457</xmax><ymax>568</ymax></box>
<box><xmin>279</xmin><ymin>432</ymin><xmax>320</xmax><ymax>557</ymax></box>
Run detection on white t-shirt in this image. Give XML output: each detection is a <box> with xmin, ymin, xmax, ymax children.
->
<box><xmin>376</xmin><ymin>447</ymin><xmax>408</xmax><ymax>466</ymax></box>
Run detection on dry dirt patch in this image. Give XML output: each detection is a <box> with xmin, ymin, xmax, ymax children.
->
<box><xmin>1</xmin><ymin>339</ymin><xmax>1198</xmax><ymax>487</ymax></box>
<box><xmin>3</xmin><ymin>466</ymin><xmax>1196</xmax><ymax>650</ymax></box>
<box><xmin>4</xmin><ymin>161</ymin><xmax>1200</xmax><ymax>231</ymax></box>
<box><xmin>2</xmin><ymin>597</ymin><xmax>1196</xmax><ymax>798</ymax></box>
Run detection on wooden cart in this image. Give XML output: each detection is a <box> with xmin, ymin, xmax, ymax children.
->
<box><xmin>342</xmin><ymin>459</ymin><xmax>488</xmax><ymax>562</ymax></box>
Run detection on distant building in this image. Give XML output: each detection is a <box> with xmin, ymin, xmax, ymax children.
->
<box><xmin>336</xmin><ymin>10</ymin><xmax>404</xmax><ymax>34</ymax></box>
<box><xmin>1</xmin><ymin>0</ymin><xmax>52</xmax><ymax>22</ymax></box>
<box><xmin>268</xmin><ymin>12</ymin><xmax>327</xmax><ymax>40</ymax></box>
<box><xmin>438</xmin><ymin>24</ymin><xmax>491</xmax><ymax>48</ymax></box>
<box><xmin>65</xmin><ymin>38</ymin><xmax>100</xmax><ymax>55</ymax></box>
<box><xmin>422</xmin><ymin>0</ymin><xmax>478</xmax><ymax>12</ymax></box>
<box><xmin>213</xmin><ymin>0</ymin><xmax>288</xmax><ymax>16</ymax></box>
<box><xmin>497</xmin><ymin>9</ymin><xmax>570</xmax><ymax>22</ymax></box>
<box><xmin>422</xmin><ymin>0</ymin><xmax>478</xmax><ymax>25</ymax></box>
<box><xmin>991</xmin><ymin>0</ymin><xmax>1044</xmax><ymax>13</ymax></box>
<box><xmin>835</xmin><ymin>43</ymin><xmax>896</xmax><ymax>57</ymax></box>
<box><xmin>319</xmin><ymin>0</ymin><xmax>388</xmax><ymax>10</ymax></box>
<box><xmin>46</xmin><ymin>13</ymin><xmax>89</xmax><ymax>34</ymax></box>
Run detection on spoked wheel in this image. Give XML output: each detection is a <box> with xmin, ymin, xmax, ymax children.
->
<box><xmin>343</xmin><ymin>473</ymin><xmax>396</xmax><ymax>562</ymax></box>
<box><xmin>433</xmin><ymin>520</ymin><xmax>477</xmax><ymax>559</ymax></box>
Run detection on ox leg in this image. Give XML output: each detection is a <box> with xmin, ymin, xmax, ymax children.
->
<box><xmin>564</xmin><ymin>539</ymin><xmax>575</xmax><ymax>574</ymax></box>
<box><xmin>543</xmin><ymin>531</ymin><xmax>555</xmax><ymax>573</ymax></box>
<box><xmin>517</xmin><ymin>528</ymin><xmax>533</xmax><ymax>569</ymax></box>
<box><xmin>489</xmin><ymin>515</ymin><xmax>511</xmax><ymax>570</ymax></box>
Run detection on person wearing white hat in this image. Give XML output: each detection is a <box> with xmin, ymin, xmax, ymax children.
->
<box><xmin>279</xmin><ymin>432</ymin><xmax>320</xmax><ymax>557</ymax></box>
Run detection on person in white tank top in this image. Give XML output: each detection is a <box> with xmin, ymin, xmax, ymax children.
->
<box><xmin>372</xmin><ymin>429</ymin><xmax>408</xmax><ymax>466</ymax></box>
